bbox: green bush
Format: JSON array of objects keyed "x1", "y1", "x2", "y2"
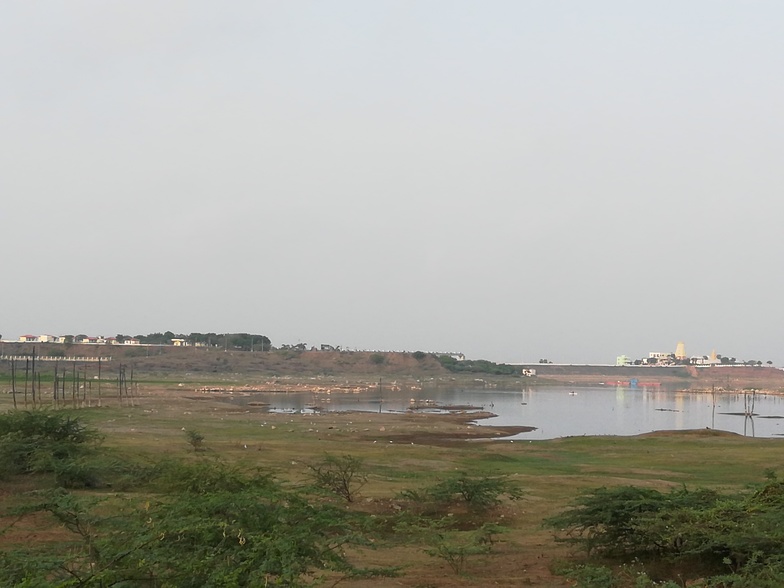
[
  {"x1": 52, "y1": 458, "x2": 103, "y2": 489},
  {"x1": 561, "y1": 563, "x2": 619, "y2": 588},
  {"x1": 0, "y1": 410, "x2": 96, "y2": 444},
  {"x1": 185, "y1": 429, "x2": 205, "y2": 452},
  {"x1": 435, "y1": 355, "x2": 519, "y2": 375},
  {"x1": 0, "y1": 411, "x2": 99, "y2": 477},
  {"x1": 308, "y1": 454, "x2": 367, "y2": 502},
  {"x1": 401, "y1": 473, "x2": 522, "y2": 511},
  {"x1": 547, "y1": 478, "x2": 784, "y2": 586},
  {"x1": 151, "y1": 459, "x2": 272, "y2": 495},
  {"x1": 545, "y1": 485, "x2": 720, "y2": 557},
  {"x1": 425, "y1": 532, "x2": 489, "y2": 575},
  {"x1": 1, "y1": 465, "x2": 382, "y2": 586}
]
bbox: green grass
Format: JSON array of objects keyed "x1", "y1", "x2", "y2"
[{"x1": 2, "y1": 389, "x2": 784, "y2": 587}]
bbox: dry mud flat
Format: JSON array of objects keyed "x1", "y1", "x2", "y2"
[{"x1": 138, "y1": 386, "x2": 534, "y2": 444}]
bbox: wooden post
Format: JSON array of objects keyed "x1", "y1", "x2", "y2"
[
  {"x1": 24, "y1": 357, "x2": 29, "y2": 409},
  {"x1": 98, "y1": 357, "x2": 102, "y2": 407},
  {"x1": 82, "y1": 365, "x2": 88, "y2": 406},
  {"x1": 11, "y1": 358, "x2": 17, "y2": 409},
  {"x1": 30, "y1": 347, "x2": 36, "y2": 408},
  {"x1": 117, "y1": 363, "x2": 124, "y2": 405},
  {"x1": 72, "y1": 362, "x2": 77, "y2": 408},
  {"x1": 53, "y1": 361, "x2": 59, "y2": 408},
  {"x1": 129, "y1": 365, "x2": 134, "y2": 406}
]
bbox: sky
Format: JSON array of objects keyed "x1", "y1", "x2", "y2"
[{"x1": 2, "y1": 1, "x2": 784, "y2": 365}]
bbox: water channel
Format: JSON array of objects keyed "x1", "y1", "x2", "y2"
[{"x1": 220, "y1": 385, "x2": 784, "y2": 440}]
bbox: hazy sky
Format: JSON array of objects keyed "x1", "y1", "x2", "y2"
[{"x1": 3, "y1": 2, "x2": 783, "y2": 364}]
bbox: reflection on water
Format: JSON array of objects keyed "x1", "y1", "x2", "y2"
[
  {"x1": 214, "y1": 386, "x2": 784, "y2": 440},
  {"x1": 488, "y1": 386, "x2": 784, "y2": 440}
]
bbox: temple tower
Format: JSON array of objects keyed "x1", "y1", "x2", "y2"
[{"x1": 675, "y1": 341, "x2": 687, "y2": 361}]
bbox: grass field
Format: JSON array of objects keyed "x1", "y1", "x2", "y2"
[{"x1": 2, "y1": 380, "x2": 783, "y2": 587}]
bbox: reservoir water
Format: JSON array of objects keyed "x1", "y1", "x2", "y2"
[{"x1": 225, "y1": 385, "x2": 784, "y2": 440}]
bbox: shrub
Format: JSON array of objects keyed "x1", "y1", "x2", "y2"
[
  {"x1": 0, "y1": 410, "x2": 96, "y2": 444},
  {"x1": 0, "y1": 411, "x2": 98, "y2": 477},
  {"x1": 2, "y1": 478, "x2": 373, "y2": 586},
  {"x1": 52, "y1": 458, "x2": 103, "y2": 489},
  {"x1": 425, "y1": 533, "x2": 489, "y2": 575},
  {"x1": 308, "y1": 454, "x2": 367, "y2": 502},
  {"x1": 151, "y1": 459, "x2": 271, "y2": 495},
  {"x1": 401, "y1": 473, "x2": 522, "y2": 511},
  {"x1": 185, "y1": 429, "x2": 205, "y2": 452},
  {"x1": 545, "y1": 485, "x2": 720, "y2": 557},
  {"x1": 547, "y1": 478, "x2": 784, "y2": 586},
  {"x1": 561, "y1": 563, "x2": 619, "y2": 588},
  {"x1": 435, "y1": 356, "x2": 519, "y2": 375}
]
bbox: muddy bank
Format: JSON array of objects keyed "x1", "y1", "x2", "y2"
[{"x1": 344, "y1": 410, "x2": 535, "y2": 446}]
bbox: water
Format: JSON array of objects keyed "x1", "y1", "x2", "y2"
[
  {"x1": 485, "y1": 386, "x2": 784, "y2": 440},
  {"x1": 218, "y1": 385, "x2": 784, "y2": 439}
]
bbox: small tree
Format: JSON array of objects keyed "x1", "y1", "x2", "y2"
[
  {"x1": 426, "y1": 534, "x2": 488, "y2": 575},
  {"x1": 185, "y1": 429, "x2": 205, "y2": 452},
  {"x1": 308, "y1": 454, "x2": 367, "y2": 502},
  {"x1": 425, "y1": 527, "x2": 506, "y2": 575},
  {"x1": 427, "y1": 474, "x2": 522, "y2": 510},
  {"x1": 401, "y1": 473, "x2": 522, "y2": 512}
]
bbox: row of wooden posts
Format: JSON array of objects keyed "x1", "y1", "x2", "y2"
[{"x1": 5, "y1": 348, "x2": 137, "y2": 409}]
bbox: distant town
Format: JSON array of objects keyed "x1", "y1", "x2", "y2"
[
  {"x1": 614, "y1": 341, "x2": 774, "y2": 368},
  {"x1": 1, "y1": 332, "x2": 468, "y2": 360},
  {"x1": 4, "y1": 332, "x2": 271, "y2": 352}
]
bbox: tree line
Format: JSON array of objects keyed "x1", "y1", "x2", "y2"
[{"x1": 120, "y1": 332, "x2": 271, "y2": 351}]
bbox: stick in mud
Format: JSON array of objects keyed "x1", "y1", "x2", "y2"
[
  {"x1": 24, "y1": 357, "x2": 29, "y2": 409},
  {"x1": 10, "y1": 358, "x2": 17, "y2": 409}
]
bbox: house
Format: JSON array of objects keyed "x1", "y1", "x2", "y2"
[
  {"x1": 123, "y1": 338, "x2": 140, "y2": 345},
  {"x1": 172, "y1": 338, "x2": 188, "y2": 347},
  {"x1": 18, "y1": 335, "x2": 39, "y2": 343},
  {"x1": 616, "y1": 355, "x2": 632, "y2": 366},
  {"x1": 645, "y1": 351, "x2": 675, "y2": 365}
]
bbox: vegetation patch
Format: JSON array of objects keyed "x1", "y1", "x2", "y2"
[
  {"x1": 546, "y1": 474, "x2": 784, "y2": 586},
  {"x1": 436, "y1": 355, "x2": 520, "y2": 375},
  {"x1": 3, "y1": 383, "x2": 784, "y2": 587}
]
